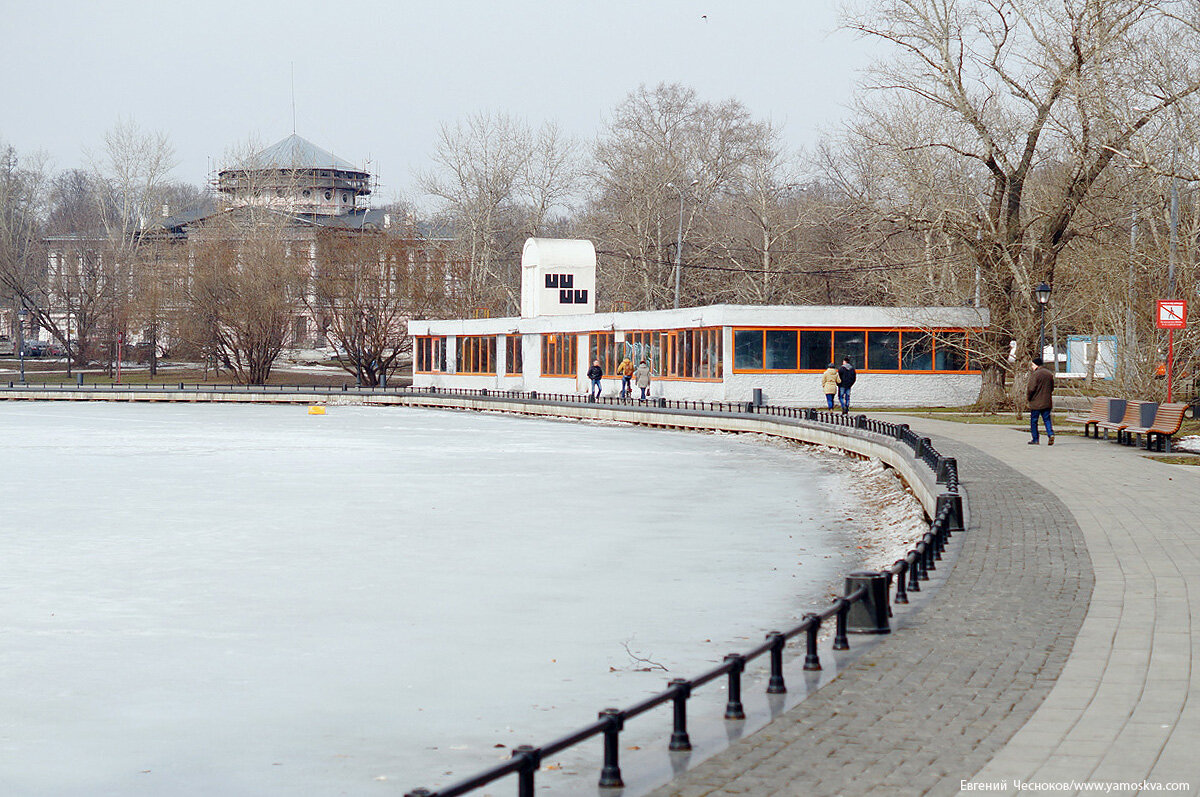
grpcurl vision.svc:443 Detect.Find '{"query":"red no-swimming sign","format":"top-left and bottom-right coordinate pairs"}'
top-left (1157, 300), bottom-right (1188, 329)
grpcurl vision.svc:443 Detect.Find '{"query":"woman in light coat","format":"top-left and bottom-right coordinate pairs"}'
top-left (821, 362), bottom-right (840, 409)
top-left (634, 360), bottom-right (652, 400)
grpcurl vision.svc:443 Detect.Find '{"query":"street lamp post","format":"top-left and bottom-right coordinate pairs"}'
top-left (667, 179), bottom-right (699, 309)
top-left (1034, 282), bottom-right (1052, 367)
top-left (17, 307), bottom-right (27, 384)
top-left (65, 301), bottom-right (72, 379)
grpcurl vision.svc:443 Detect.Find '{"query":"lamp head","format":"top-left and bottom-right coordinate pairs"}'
top-left (1034, 282), bottom-right (1052, 305)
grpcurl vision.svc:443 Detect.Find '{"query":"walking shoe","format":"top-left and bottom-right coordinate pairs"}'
top-left (1048, 435), bottom-right (1055, 445)
top-left (1027, 439), bottom-right (1038, 445)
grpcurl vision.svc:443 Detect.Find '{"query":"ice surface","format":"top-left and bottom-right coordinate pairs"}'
top-left (0, 403), bottom-right (868, 795)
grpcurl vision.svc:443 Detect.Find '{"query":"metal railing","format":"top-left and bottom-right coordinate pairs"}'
top-left (1, 379), bottom-right (965, 797)
top-left (387, 393), bottom-right (959, 797)
top-left (403, 500), bottom-right (964, 797)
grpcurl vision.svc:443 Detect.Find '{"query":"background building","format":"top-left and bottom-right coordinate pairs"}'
top-left (409, 239), bottom-right (989, 406)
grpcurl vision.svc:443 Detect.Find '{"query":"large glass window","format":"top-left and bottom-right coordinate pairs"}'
top-left (833, 330), bottom-right (865, 370)
top-left (700, 328), bottom-right (722, 379)
top-left (457, 336), bottom-right (496, 374)
top-left (867, 331), bottom-right (900, 371)
top-left (505, 334), bottom-right (523, 375)
top-left (799, 330), bottom-right (832, 370)
top-left (624, 331), bottom-right (661, 374)
top-left (935, 331), bottom-right (968, 370)
top-left (589, 332), bottom-right (618, 374)
top-left (415, 336), bottom-right (445, 373)
top-left (901, 331), bottom-right (933, 370)
top-left (764, 330), bottom-right (797, 370)
top-left (734, 330), bottom-right (763, 370)
top-left (541, 334), bottom-right (577, 376)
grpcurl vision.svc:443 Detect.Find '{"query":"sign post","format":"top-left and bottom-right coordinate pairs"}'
top-left (1156, 300), bottom-right (1188, 402)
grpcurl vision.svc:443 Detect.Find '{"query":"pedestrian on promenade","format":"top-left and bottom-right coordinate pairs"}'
top-left (587, 359), bottom-right (604, 399)
top-left (617, 357), bottom-right (635, 399)
top-left (821, 362), bottom-right (841, 410)
top-left (1027, 355), bottom-right (1055, 445)
top-left (634, 359), bottom-right (651, 400)
top-left (836, 356), bottom-right (857, 414)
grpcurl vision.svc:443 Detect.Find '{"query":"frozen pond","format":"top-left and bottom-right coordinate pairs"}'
top-left (0, 402), bottom-right (872, 796)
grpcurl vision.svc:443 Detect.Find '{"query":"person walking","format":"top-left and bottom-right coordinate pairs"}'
top-left (836, 356), bottom-right (857, 414)
top-left (616, 357), bottom-right (635, 399)
top-left (1027, 355), bottom-right (1055, 445)
top-left (634, 359), bottom-right (651, 400)
top-left (586, 359), bottom-right (604, 400)
top-left (821, 362), bottom-right (840, 410)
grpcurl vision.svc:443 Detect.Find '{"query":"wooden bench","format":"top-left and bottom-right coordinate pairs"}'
top-left (1123, 402), bottom-right (1188, 452)
top-left (1094, 400), bottom-right (1147, 442)
top-left (1065, 397), bottom-right (1112, 438)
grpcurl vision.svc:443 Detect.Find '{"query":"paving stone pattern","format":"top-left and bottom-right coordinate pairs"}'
top-left (650, 433), bottom-right (1093, 797)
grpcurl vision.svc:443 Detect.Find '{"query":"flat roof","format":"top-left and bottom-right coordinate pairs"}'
top-left (409, 304), bottom-right (990, 336)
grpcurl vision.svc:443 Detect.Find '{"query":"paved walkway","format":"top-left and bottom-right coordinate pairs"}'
top-left (651, 415), bottom-right (1200, 795)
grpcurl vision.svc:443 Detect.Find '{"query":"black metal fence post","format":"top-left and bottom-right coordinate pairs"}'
top-left (893, 561), bottom-right (908, 603)
top-left (723, 654), bottom-right (746, 719)
top-left (513, 745), bottom-right (540, 797)
top-left (907, 553), bottom-right (921, 592)
top-left (598, 709), bottom-right (624, 788)
top-left (803, 615), bottom-right (822, 670)
top-left (923, 532), bottom-right (937, 569)
top-left (766, 631), bottom-right (787, 693)
top-left (668, 679), bottom-right (692, 751)
top-left (937, 492), bottom-right (965, 532)
top-left (833, 598), bottom-right (850, 650)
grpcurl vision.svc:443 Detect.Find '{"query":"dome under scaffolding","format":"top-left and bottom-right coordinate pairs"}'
top-left (215, 134), bottom-right (371, 216)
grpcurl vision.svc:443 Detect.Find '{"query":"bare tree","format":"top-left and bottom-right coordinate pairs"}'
top-left (77, 119), bottom-right (179, 372)
top-left (834, 0), bottom-right (1200, 405)
top-left (0, 143), bottom-right (49, 344)
top-left (186, 208), bottom-right (308, 384)
top-left (309, 225), bottom-right (466, 386)
top-left (587, 83), bottom-right (775, 309)
top-left (419, 112), bottom-right (579, 314)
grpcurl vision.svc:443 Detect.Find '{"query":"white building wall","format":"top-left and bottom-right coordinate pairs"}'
top-left (410, 303), bottom-right (989, 407)
top-left (413, 365), bottom-right (981, 406)
top-left (723, 372), bottom-right (981, 407)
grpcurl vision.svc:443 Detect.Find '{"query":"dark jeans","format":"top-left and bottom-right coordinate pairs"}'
top-left (837, 386), bottom-right (852, 413)
top-left (639, 386), bottom-right (648, 400)
top-left (590, 378), bottom-right (602, 398)
top-left (621, 375), bottom-right (631, 398)
top-left (825, 393), bottom-right (835, 409)
top-left (1030, 408), bottom-right (1054, 442)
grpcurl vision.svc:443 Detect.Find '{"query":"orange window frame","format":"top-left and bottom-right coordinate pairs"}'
top-left (731, 327), bottom-right (979, 374)
top-left (587, 328), bottom-right (722, 381)
top-left (415, 336), bottom-right (445, 373)
top-left (541, 333), bottom-right (577, 377)
top-left (505, 334), bottom-right (523, 375)
top-left (456, 335), bottom-right (496, 374)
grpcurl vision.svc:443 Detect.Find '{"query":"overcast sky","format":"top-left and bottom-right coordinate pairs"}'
top-left (2, 1), bottom-right (872, 206)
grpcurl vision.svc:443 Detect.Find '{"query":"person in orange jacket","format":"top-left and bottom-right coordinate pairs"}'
top-left (616, 357), bottom-right (635, 399)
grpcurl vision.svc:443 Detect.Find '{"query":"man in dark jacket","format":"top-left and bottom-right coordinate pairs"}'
top-left (1026, 356), bottom-right (1055, 445)
top-left (587, 360), bottom-right (604, 399)
top-left (836, 357), bottom-right (857, 414)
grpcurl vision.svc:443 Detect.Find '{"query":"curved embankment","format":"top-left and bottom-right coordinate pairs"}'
top-left (1, 388), bottom-right (1092, 795)
top-left (0, 386), bottom-right (948, 515)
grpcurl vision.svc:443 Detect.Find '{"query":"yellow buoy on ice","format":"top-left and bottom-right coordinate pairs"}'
top-left (308, 405), bottom-right (326, 415)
